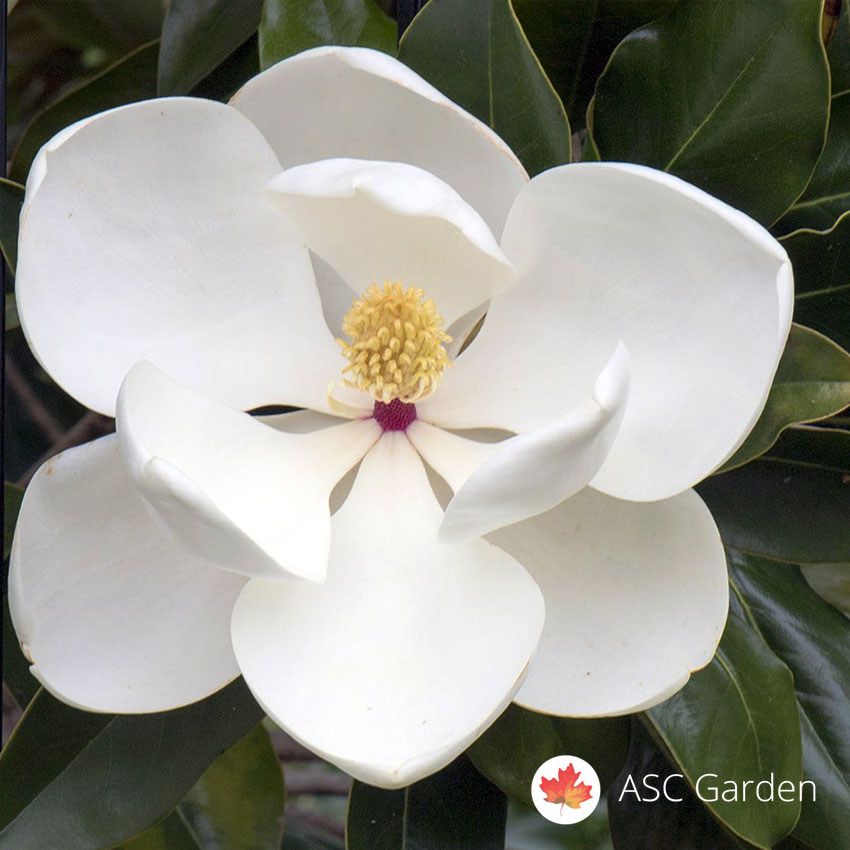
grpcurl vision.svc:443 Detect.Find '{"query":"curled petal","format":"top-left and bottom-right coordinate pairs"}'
top-left (231, 46), bottom-right (527, 235)
top-left (489, 487), bottom-right (728, 716)
top-left (265, 158), bottom-right (516, 327)
top-left (117, 362), bottom-right (380, 582)
top-left (9, 436), bottom-right (245, 713)
top-left (231, 432), bottom-right (545, 788)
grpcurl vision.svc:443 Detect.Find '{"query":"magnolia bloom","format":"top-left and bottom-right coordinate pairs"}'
top-left (11, 47), bottom-right (792, 788)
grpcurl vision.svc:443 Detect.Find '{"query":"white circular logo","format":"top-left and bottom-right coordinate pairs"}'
top-left (531, 755), bottom-right (601, 824)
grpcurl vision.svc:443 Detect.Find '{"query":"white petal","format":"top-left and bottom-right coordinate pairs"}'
top-left (801, 564), bottom-right (850, 619)
top-left (231, 46), bottom-right (527, 236)
top-left (17, 97), bottom-right (341, 416)
top-left (489, 487), bottom-right (728, 716)
top-left (425, 163), bottom-right (792, 500)
top-left (117, 362), bottom-right (380, 582)
top-left (230, 432), bottom-right (545, 788)
top-left (8, 435), bottom-right (245, 713)
top-left (265, 159), bottom-right (516, 326)
top-left (412, 345), bottom-right (629, 541)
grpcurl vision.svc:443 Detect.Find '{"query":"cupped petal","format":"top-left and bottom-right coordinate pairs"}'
top-left (8, 435), bottom-right (246, 713)
top-left (264, 159), bottom-right (516, 326)
top-left (411, 345), bottom-right (629, 542)
top-left (424, 163), bottom-right (792, 500)
top-left (488, 487), bottom-right (728, 716)
top-left (117, 362), bottom-right (380, 582)
top-left (17, 97), bottom-right (341, 416)
top-left (230, 432), bottom-right (545, 788)
top-left (231, 46), bottom-right (527, 236)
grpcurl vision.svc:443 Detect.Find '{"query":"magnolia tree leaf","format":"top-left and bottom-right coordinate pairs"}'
top-left (782, 212), bottom-right (850, 354)
top-left (179, 723), bottom-right (285, 850)
top-left (699, 428), bottom-right (850, 564)
top-left (588, 0), bottom-right (830, 225)
top-left (729, 553), bottom-right (850, 850)
top-left (777, 91), bottom-right (850, 234)
top-left (347, 757), bottom-right (507, 850)
top-left (259, 0), bottom-right (395, 69)
top-left (9, 41), bottom-right (159, 184)
top-left (189, 35), bottom-right (261, 101)
top-left (157, 0), bottom-right (264, 95)
top-left (118, 813), bottom-right (200, 850)
top-left (720, 324), bottom-right (850, 471)
top-left (398, 0), bottom-right (571, 175)
top-left (0, 682), bottom-right (264, 849)
top-left (645, 594), bottom-right (802, 849)
top-left (513, 0), bottom-right (677, 131)
top-left (505, 801), bottom-right (613, 850)
top-left (0, 178), bottom-right (24, 275)
top-left (607, 723), bottom-right (744, 850)
top-left (467, 704), bottom-right (630, 807)
top-left (827, 0), bottom-right (850, 95)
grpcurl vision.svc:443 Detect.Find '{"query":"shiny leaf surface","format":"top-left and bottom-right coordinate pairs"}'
top-left (0, 682), bottom-right (264, 849)
top-left (589, 0), bottom-right (830, 225)
top-left (645, 595), bottom-right (801, 848)
top-left (729, 553), bottom-right (850, 850)
top-left (0, 179), bottom-right (24, 275)
top-left (157, 0), bottom-right (263, 95)
top-left (398, 0), bottom-right (571, 175)
top-left (259, 0), bottom-right (395, 69)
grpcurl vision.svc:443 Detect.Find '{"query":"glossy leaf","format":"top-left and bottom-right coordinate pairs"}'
top-left (589, 0), bottom-right (830, 225)
top-left (827, 0), bottom-right (850, 95)
top-left (608, 722), bottom-right (744, 850)
top-left (118, 813), bottom-right (199, 850)
top-left (778, 91), bottom-right (850, 233)
top-left (158, 0), bottom-right (263, 96)
top-left (645, 594), bottom-right (801, 848)
top-left (506, 801), bottom-right (613, 850)
top-left (0, 681), bottom-right (264, 849)
top-left (720, 324), bottom-right (850, 471)
top-left (3, 482), bottom-right (24, 562)
top-left (9, 41), bottom-right (159, 184)
top-left (514, 0), bottom-right (677, 131)
top-left (699, 429), bottom-right (850, 564)
top-left (189, 34), bottom-right (261, 101)
top-left (259, 0), bottom-right (395, 69)
top-left (398, 0), bottom-right (571, 176)
top-left (783, 212), bottom-right (850, 353)
top-left (347, 757), bottom-right (506, 850)
top-left (0, 178), bottom-right (24, 275)
top-left (468, 704), bottom-right (629, 807)
top-left (2, 596), bottom-right (39, 711)
top-left (729, 553), bottom-right (850, 850)
top-left (179, 723), bottom-right (285, 850)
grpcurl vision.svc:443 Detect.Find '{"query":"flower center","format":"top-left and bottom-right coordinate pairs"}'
top-left (373, 398), bottom-right (417, 431)
top-left (338, 281), bottom-right (451, 404)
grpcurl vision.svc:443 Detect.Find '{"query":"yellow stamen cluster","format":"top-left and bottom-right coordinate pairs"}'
top-left (338, 282), bottom-right (452, 403)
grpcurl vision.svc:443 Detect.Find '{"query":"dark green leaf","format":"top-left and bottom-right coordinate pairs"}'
top-left (729, 553), bottom-right (850, 850)
top-left (179, 723), bottom-right (285, 850)
top-left (3, 482), bottom-right (24, 562)
top-left (158, 0), bottom-right (263, 96)
top-left (2, 596), bottom-right (39, 711)
top-left (0, 179), bottom-right (24, 276)
top-left (777, 91), bottom-right (850, 234)
top-left (347, 757), bottom-right (506, 850)
top-left (468, 703), bottom-right (629, 807)
top-left (699, 429), bottom-right (850, 564)
top-left (189, 34), bottom-right (261, 101)
top-left (720, 324), bottom-right (850, 471)
top-left (29, 0), bottom-right (164, 57)
top-left (514, 0), bottom-right (677, 131)
top-left (506, 800), bottom-right (613, 850)
top-left (783, 212), bottom-right (850, 354)
top-left (5, 295), bottom-right (20, 331)
top-left (398, 0), bottom-right (571, 176)
top-left (589, 0), bottom-right (830, 225)
top-left (645, 596), bottom-right (801, 848)
top-left (259, 0), bottom-right (395, 69)
top-left (9, 41), bottom-right (160, 184)
top-left (608, 722), bottom-right (746, 850)
top-left (118, 813), bottom-right (200, 850)
top-left (0, 681), bottom-right (264, 849)
top-left (827, 0), bottom-right (850, 95)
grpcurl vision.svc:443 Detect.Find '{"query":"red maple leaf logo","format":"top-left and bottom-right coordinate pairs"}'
top-left (539, 763), bottom-right (593, 813)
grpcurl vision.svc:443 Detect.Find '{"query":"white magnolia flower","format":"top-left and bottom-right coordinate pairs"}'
top-left (10, 47), bottom-right (792, 788)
